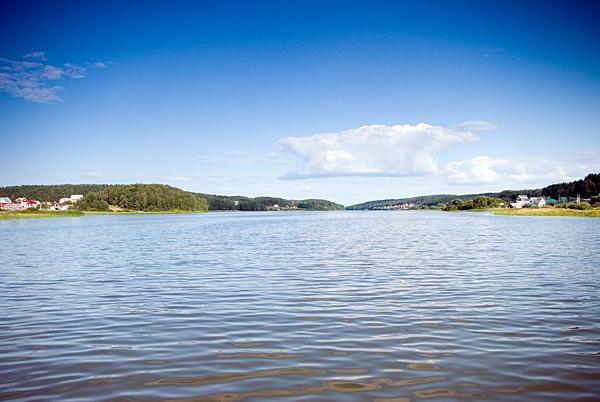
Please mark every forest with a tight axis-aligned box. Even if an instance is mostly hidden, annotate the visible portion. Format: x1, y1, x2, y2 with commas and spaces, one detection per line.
0, 184, 344, 212
346, 173, 599, 210
77, 184, 209, 212
541, 173, 600, 199
0, 184, 110, 202
196, 193, 344, 211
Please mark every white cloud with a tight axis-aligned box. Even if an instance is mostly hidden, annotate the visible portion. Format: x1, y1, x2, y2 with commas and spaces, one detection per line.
0, 54, 105, 103
84, 171, 104, 178
445, 153, 600, 185
167, 176, 189, 182
455, 120, 498, 131
193, 151, 281, 164
277, 123, 476, 179
23, 51, 47, 60
293, 185, 315, 193
445, 156, 505, 184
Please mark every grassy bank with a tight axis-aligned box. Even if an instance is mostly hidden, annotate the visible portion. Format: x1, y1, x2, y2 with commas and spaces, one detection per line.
83, 209, 207, 215
0, 210, 85, 220
485, 207, 600, 217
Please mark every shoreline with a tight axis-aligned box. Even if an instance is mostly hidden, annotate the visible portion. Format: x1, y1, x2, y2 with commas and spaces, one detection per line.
0, 208, 344, 220
473, 207, 600, 218
0, 210, 85, 220
3, 207, 600, 221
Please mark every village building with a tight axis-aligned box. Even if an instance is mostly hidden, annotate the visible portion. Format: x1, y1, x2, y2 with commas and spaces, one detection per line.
528, 197, 546, 207
510, 194, 530, 208
0, 197, 41, 210
50, 194, 84, 211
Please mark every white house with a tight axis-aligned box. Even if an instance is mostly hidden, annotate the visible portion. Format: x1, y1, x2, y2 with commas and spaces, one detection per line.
510, 195, 530, 208
49, 202, 70, 211
0, 197, 11, 208
57, 195, 84, 206
529, 197, 546, 207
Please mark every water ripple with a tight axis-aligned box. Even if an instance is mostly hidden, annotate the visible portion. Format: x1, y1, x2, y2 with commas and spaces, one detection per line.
1, 211, 599, 401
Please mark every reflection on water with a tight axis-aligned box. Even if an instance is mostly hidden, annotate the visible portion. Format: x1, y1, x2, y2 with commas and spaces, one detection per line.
0, 211, 599, 401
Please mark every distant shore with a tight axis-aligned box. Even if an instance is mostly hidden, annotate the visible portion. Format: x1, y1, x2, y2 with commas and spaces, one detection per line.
3, 207, 600, 221
482, 207, 600, 217
0, 210, 85, 220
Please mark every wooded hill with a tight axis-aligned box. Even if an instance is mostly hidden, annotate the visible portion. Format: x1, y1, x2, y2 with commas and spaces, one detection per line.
0, 184, 344, 212
196, 193, 344, 211
77, 184, 209, 212
0, 184, 110, 202
347, 173, 600, 210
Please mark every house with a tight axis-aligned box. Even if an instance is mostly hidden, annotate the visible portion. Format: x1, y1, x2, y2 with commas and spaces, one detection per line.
529, 197, 546, 207
57, 195, 84, 208
0, 197, 11, 208
2, 198, 40, 210
545, 197, 558, 205
49, 202, 70, 211
510, 195, 530, 208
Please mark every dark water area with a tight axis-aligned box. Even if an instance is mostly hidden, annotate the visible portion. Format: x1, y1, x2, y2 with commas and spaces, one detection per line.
1, 211, 599, 401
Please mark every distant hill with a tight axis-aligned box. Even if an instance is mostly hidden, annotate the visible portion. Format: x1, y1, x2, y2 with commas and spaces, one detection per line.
347, 173, 599, 210
78, 184, 209, 212
0, 184, 110, 202
196, 193, 344, 211
0, 184, 344, 212
541, 173, 600, 199
347, 190, 541, 210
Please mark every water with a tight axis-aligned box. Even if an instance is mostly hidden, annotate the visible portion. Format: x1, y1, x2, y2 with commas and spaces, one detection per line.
1, 211, 599, 401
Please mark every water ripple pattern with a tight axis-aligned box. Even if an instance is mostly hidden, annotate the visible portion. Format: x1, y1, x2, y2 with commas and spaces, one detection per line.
1, 211, 599, 401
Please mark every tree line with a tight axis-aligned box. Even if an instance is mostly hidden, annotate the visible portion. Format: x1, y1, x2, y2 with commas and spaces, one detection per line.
77, 184, 209, 212
0, 184, 110, 202
196, 193, 344, 211
347, 173, 599, 210
0, 184, 344, 212
541, 173, 600, 199
442, 196, 503, 211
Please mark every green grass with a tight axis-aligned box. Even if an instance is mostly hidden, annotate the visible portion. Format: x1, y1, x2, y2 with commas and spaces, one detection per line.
484, 207, 600, 217
83, 209, 207, 214
0, 209, 85, 220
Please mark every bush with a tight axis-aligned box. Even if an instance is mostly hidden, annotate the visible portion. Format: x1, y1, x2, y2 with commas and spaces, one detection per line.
567, 202, 591, 210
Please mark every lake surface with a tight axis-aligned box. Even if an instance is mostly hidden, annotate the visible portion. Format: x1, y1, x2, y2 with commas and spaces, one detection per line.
1, 211, 599, 401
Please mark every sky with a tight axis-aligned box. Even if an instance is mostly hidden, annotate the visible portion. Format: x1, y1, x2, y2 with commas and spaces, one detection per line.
1, 0, 599, 205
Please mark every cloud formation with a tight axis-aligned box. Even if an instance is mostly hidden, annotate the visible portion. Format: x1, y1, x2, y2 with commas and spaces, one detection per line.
0, 53, 103, 103
445, 153, 600, 185
167, 176, 189, 182
84, 171, 104, 178
23, 51, 47, 61
293, 185, 315, 193
455, 120, 498, 131
277, 123, 476, 179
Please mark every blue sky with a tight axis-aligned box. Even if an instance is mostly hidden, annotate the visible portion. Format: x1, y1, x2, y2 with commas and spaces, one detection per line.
1, 1, 599, 204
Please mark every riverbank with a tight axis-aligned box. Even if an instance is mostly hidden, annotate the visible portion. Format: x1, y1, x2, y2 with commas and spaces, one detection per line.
0, 210, 85, 220
483, 207, 600, 217
0, 209, 206, 220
